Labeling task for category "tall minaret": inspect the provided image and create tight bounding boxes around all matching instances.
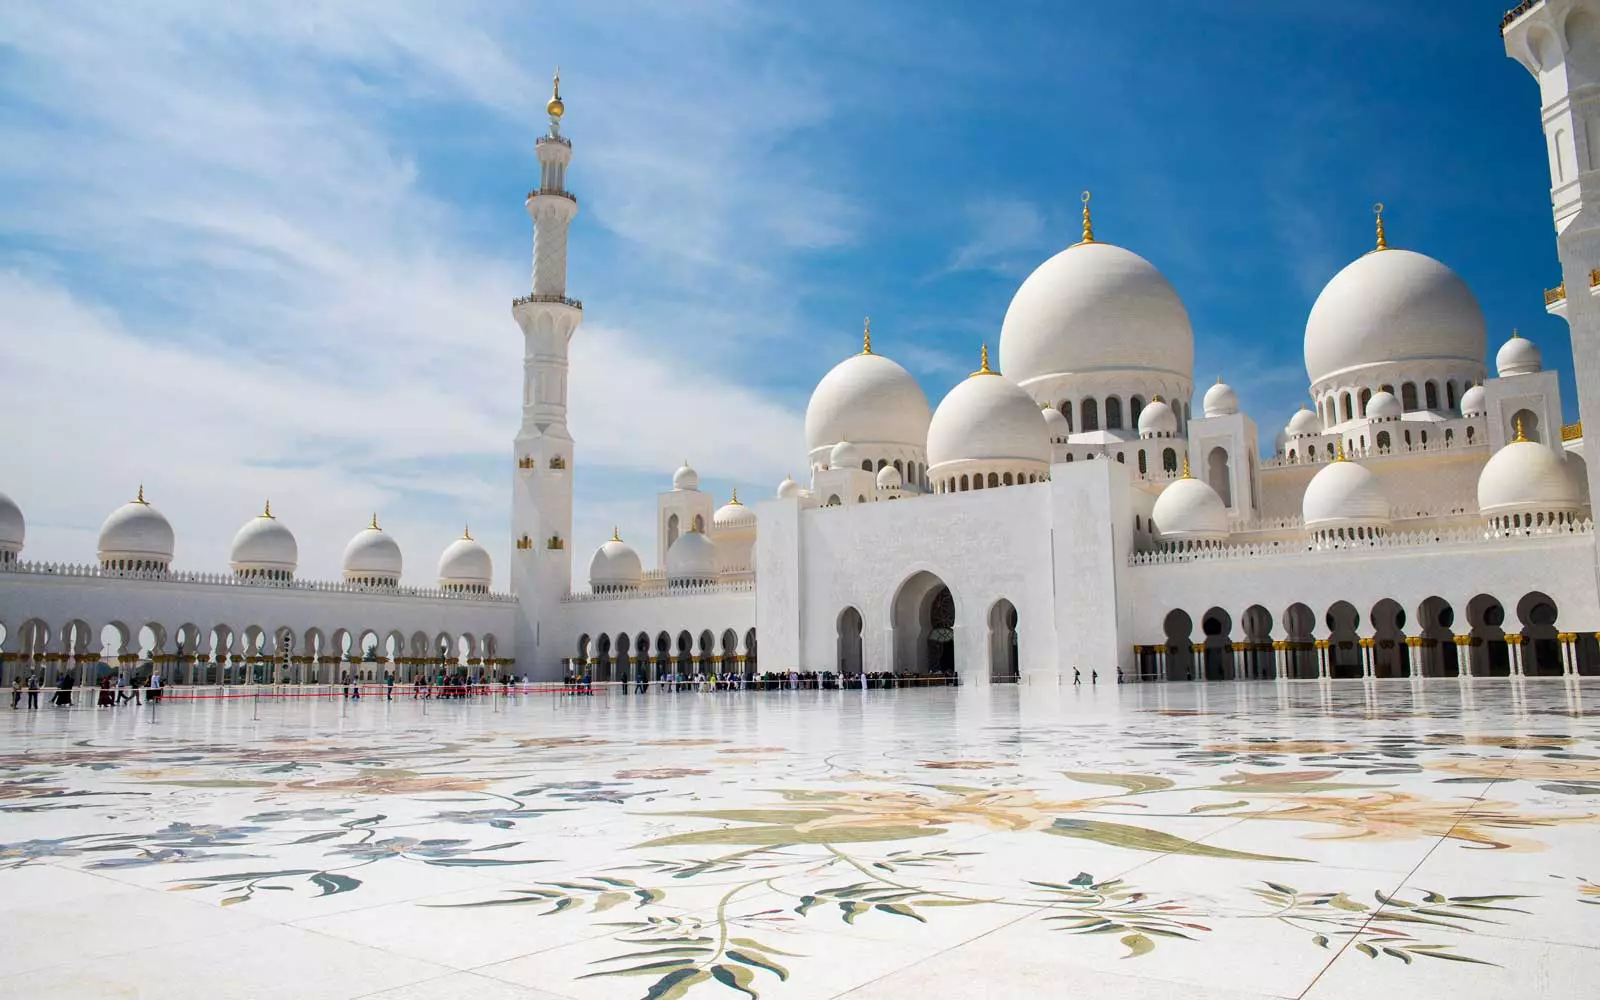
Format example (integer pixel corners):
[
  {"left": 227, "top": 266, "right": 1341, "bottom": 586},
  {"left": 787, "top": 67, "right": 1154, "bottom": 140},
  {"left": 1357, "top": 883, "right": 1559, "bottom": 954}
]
[
  {"left": 510, "top": 69, "right": 581, "bottom": 678},
  {"left": 1504, "top": 4, "right": 1600, "bottom": 533}
]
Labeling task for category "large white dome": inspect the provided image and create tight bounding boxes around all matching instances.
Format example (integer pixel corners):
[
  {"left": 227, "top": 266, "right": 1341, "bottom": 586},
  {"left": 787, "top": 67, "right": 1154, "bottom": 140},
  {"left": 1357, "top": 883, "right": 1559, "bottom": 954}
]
[
  {"left": 98, "top": 488, "right": 175, "bottom": 567},
  {"left": 665, "top": 527, "right": 719, "bottom": 584},
  {"left": 437, "top": 530, "right": 492, "bottom": 590},
  {"left": 0, "top": 491, "right": 23, "bottom": 555},
  {"left": 1478, "top": 439, "right": 1578, "bottom": 519},
  {"left": 1302, "top": 459, "right": 1390, "bottom": 531},
  {"left": 1151, "top": 475, "right": 1230, "bottom": 544},
  {"left": 927, "top": 353, "right": 1052, "bottom": 468},
  {"left": 713, "top": 492, "right": 755, "bottom": 529},
  {"left": 998, "top": 241, "right": 1194, "bottom": 387},
  {"left": 1286, "top": 407, "right": 1322, "bottom": 437},
  {"left": 589, "top": 532, "right": 643, "bottom": 590},
  {"left": 1304, "top": 248, "right": 1486, "bottom": 386},
  {"left": 229, "top": 503, "right": 298, "bottom": 576},
  {"left": 1203, "top": 380, "right": 1238, "bottom": 417},
  {"left": 672, "top": 461, "right": 699, "bottom": 492},
  {"left": 805, "top": 349, "right": 931, "bottom": 455},
  {"left": 776, "top": 474, "right": 802, "bottom": 500},
  {"left": 343, "top": 517, "right": 402, "bottom": 582}
]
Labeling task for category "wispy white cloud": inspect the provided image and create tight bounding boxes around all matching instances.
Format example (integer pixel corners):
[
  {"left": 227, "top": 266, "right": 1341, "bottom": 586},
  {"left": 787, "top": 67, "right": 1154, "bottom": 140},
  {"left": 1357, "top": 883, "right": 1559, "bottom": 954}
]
[{"left": 940, "top": 196, "right": 1050, "bottom": 277}]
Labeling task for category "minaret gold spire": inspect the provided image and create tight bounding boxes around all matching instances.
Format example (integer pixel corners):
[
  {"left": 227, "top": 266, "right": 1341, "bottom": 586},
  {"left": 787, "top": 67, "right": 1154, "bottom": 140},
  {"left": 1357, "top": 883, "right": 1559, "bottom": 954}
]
[
  {"left": 463, "top": 524, "right": 472, "bottom": 540},
  {"left": 1513, "top": 416, "right": 1527, "bottom": 442},
  {"left": 611, "top": 525, "right": 621, "bottom": 542},
  {"left": 547, "top": 67, "right": 564, "bottom": 121},
  {"left": 1335, "top": 438, "right": 1348, "bottom": 461},
  {"left": 1077, "top": 190, "right": 1095, "bottom": 245},
  {"left": 263, "top": 499, "right": 273, "bottom": 518},
  {"left": 730, "top": 488, "right": 741, "bottom": 504},
  {"left": 135, "top": 484, "right": 147, "bottom": 505},
  {"left": 370, "top": 512, "right": 380, "bottom": 530},
  {"left": 971, "top": 342, "right": 997, "bottom": 376},
  {"left": 862, "top": 316, "right": 872, "bottom": 355},
  {"left": 1180, "top": 452, "right": 1191, "bottom": 478},
  {"left": 1373, "top": 202, "right": 1388, "bottom": 252}
]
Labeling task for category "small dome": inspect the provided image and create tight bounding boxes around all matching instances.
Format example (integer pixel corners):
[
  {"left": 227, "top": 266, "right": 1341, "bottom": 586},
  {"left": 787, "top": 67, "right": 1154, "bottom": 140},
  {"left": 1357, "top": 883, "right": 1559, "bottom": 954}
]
[
  {"left": 1203, "top": 380, "right": 1238, "bottom": 417},
  {"left": 927, "top": 350, "right": 1052, "bottom": 469},
  {"left": 776, "top": 475, "right": 802, "bottom": 500},
  {"left": 0, "top": 491, "right": 24, "bottom": 554},
  {"left": 665, "top": 526, "right": 719, "bottom": 584},
  {"left": 589, "top": 531, "right": 644, "bottom": 590},
  {"left": 438, "top": 529, "right": 492, "bottom": 589},
  {"left": 342, "top": 516, "right": 403, "bottom": 582},
  {"left": 713, "top": 491, "right": 755, "bottom": 528},
  {"left": 830, "top": 440, "right": 863, "bottom": 471},
  {"left": 1041, "top": 404, "right": 1070, "bottom": 440},
  {"left": 1304, "top": 247, "right": 1486, "bottom": 386},
  {"left": 1478, "top": 436, "right": 1578, "bottom": 519},
  {"left": 999, "top": 240, "right": 1195, "bottom": 387},
  {"left": 98, "top": 487, "right": 175, "bottom": 567},
  {"left": 1151, "top": 474, "right": 1230, "bottom": 544},
  {"left": 1495, "top": 331, "right": 1542, "bottom": 377},
  {"left": 1286, "top": 407, "right": 1323, "bottom": 437},
  {"left": 1459, "top": 383, "right": 1488, "bottom": 416},
  {"left": 1302, "top": 459, "right": 1390, "bottom": 531},
  {"left": 876, "top": 464, "right": 903, "bottom": 489},
  {"left": 229, "top": 502, "right": 297, "bottom": 576},
  {"left": 1364, "top": 390, "right": 1402, "bottom": 421},
  {"left": 672, "top": 461, "right": 699, "bottom": 492},
  {"left": 1138, "top": 397, "right": 1178, "bottom": 437},
  {"left": 805, "top": 345, "right": 931, "bottom": 456}
]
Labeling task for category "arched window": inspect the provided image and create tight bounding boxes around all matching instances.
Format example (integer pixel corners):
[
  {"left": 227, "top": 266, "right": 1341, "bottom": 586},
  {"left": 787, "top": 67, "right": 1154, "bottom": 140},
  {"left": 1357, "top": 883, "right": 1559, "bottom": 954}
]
[
  {"left": 666, "top": 513, "right": 680, "bottom": 550},
  {"left": 1446, "top": 381, "right": 1458, "bottom": 411},
  {"left": 1130, "top": 396, "right": 1145, "bottom": 426},
  {"left": 1358, "top": 388, "right": 1372, "bottom": 417},
  {"left": 974, "top": 476, "right": 984, "bottom": 490},
  {"left": 1064, "top": 454, "right": 1074, "bottom": 462},
  {"left": 894, "top": 459, "right": 904, "bottom": 477},
  {"left": 1341, "top": 394, "right": 1354, "bottom": 422},
  {"left": 1105, "top": 396, "right": 1123, "bottom": 430},
  {"left": 960, "top": 475, "right": 969, "bottom": 491},
  {"left": 1116, "top": 452, "right": 1125, "bottom": 463},
  {"left": 1082, "top": 398, "right": 1100, "bottom": 431},
  {"left": 1138, "top": 450, "right": 1148, "bottom": 474},
  {"left": 1404, "top": 430, "right": 1412, "bottom": 448},
  {"left": 1377, "top": 430, "right": 1391, "bottom": 451},
  {"left": 1425, "top": 382, "right": 1439, "bottom": 410},
  {"left": 987, "top": 472, "right": 999, "bottom": 488},
  {"left": 1003, "top": 472, "right": 1014, "bottom": 485},
  {"left": 861, "top": 460, "right": 872, "bottom": 472},
  {"left": 1162, "top": 448, "right": 1177, "bottom": 473},
  {"left": 1401, "top": 383, "right": 1418, "bottom": 410},
  {"left": 1060, "top": 401, "right": 1072, "bottom": 432},
  {"left": 1467, "top": 425, "right": 1476, "bottom": 443}
]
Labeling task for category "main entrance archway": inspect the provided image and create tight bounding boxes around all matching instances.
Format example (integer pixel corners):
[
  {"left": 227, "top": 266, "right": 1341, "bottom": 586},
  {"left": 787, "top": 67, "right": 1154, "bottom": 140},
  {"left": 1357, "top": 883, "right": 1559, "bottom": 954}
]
[
  {"left": 988, "top": 599, "right": 1018, "bottom": 683},
  {"left": 837, "top": 607, "right": 864, "bottom": 677},
  {"left": 891, "top": 571, "right": 955, "bottom": 675}
]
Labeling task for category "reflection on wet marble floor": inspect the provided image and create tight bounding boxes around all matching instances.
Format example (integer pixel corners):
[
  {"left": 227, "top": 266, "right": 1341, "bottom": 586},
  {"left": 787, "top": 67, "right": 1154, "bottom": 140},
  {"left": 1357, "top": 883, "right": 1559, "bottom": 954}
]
[{"left": 1, "top": 680, "right": 1597, "bottom": 999}]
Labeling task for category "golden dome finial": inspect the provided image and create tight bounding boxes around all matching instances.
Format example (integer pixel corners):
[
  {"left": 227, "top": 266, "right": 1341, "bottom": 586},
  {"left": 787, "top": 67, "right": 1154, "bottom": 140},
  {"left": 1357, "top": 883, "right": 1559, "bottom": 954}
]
[
  {"left": 730, "top": 488, "right": 741, "bottom": 505},
  {"left": 1078, "top": 190, "right": 1095, "bottom": 245},
  {"left": 263, "top": 499, "right": 273, "bottom": 519},
  {"left": 370, "top": 512, "right": 380, "bottom": 531},
  {"left": 1513, "top": 416, "right": 1528, "bottom": 442},
  {"left": 1180, "top": 452, "right": 1191, "bottom": 478},
  {"left": 1335, "top": 438, "right": 1348, "bottom": 461},
  {"left": 611, "top": 525, "right": 621, "bottom": 542},
  {"left": 971, "top": 342, "right": 997, "bottom": 376},
  {"left": 135, "top": 483, "right": 147, "bottom": 505},
  {"left": 1512, "top": 327, "right": 1520, "bottom": 339},
  {"left": 861, "top": 316, "right": 872, "bottom": 355},
  {"left": 1373, "top": 202, "right": 1388, "bottom": 252},
  {"left": 546, "top": 67, "right": 564, "bottom": 121},
  {"left": 463, "top": 524, "right": 473, "bottom": 540}
]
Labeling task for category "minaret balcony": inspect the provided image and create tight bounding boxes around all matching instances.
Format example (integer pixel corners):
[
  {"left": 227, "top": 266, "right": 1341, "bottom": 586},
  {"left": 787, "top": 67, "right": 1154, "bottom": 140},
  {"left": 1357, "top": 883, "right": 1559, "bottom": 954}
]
[
  {"left": 513, "top": 292, "right": 583, "bottom": 310},
  {"left": 526, "top": 187, "right": 578, "bottom": 206},
  {"left": 536, "top": 134, "right": 572, "bottom": 149}
]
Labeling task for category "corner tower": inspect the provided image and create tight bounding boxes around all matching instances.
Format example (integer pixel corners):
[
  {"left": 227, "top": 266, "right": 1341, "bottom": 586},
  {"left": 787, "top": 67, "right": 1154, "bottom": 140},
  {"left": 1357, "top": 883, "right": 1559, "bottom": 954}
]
[{"left": 510, "top": 70, "right": 581, "bottom": 677}]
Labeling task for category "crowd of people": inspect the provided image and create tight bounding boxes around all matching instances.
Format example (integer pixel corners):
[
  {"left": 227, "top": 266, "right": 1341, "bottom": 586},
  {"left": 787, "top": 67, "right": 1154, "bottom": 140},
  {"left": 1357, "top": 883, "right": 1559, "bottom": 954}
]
[
  {"left": 8, "top": 669, "right": 164, "bottom": 709},
  {"left": 556, "top": 670, "right": 961, "bottom": 693}
]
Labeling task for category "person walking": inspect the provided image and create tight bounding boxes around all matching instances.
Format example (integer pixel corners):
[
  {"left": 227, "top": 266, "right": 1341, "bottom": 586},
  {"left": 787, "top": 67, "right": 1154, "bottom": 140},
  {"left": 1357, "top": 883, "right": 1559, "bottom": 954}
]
[
  {"left": 26, "top": 672, "right": 39, "bottom": 710},
  {"left": 148, "top": 669, "right": 162, "bottom": 703},
  {"left": 52, "top": 672, "right": 72, "bottom": 707},
  {"left": 1072, "top": 667, "right": 1081, "bottom": 686},
  {"left": 1091, "top": 670, "right": 1098, "bottom": 685},
  {"left": 116, "top": 672, "right": 133, "bottom": 705},
  {"left": 385, "top": 671, "right": 394, "bottom": 701},
  {"left": 10, "top": 675, "right": 20, "bottom": 709}
]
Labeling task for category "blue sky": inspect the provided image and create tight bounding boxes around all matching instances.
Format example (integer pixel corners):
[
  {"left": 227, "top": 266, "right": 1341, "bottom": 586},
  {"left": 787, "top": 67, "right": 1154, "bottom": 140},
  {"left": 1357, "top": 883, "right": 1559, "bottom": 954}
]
[{"left": 0, "top": 0, "right": 1568, "bottom": 587}]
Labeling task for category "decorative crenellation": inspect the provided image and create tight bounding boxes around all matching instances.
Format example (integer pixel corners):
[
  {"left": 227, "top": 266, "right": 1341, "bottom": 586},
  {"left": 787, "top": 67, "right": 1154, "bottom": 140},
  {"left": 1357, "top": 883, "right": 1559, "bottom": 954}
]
[
  {"left": 516, "top": 534, "right": 534, "bottom": 550},
  {"left": 561, "top": 578, "right": 755, "bottom": 603},
  {"left": 1546, "top": 281, "right": 1567, "bottom": 305},
  {"left": 549, "top": 456, "right": 567, "bottom": 470},
  {"left": 546, "top": 534, "right": 565, "bottom": 550},
  {"left": 526, "top": 188, "right": 578, "bottom": 205},
  {"left": 1563, "top": 421, "right": 1584, "bottom": 441},
  {"left": 0, "top": 559, "right": 516, "bottom": 602},
  {"left": 1128, "top": 518, "right": 1594, "bottom": 566},
  {"left": 512, "top": 292, "right": 583, "bottom": 310}
]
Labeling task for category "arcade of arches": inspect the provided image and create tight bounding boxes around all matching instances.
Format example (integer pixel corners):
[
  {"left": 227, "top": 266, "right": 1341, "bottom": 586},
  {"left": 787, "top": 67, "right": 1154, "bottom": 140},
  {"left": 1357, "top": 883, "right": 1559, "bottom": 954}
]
[
  {"left": 1140, "top": 592, "right": 1600, "bottom": 681},
  {"left": 570, "top": 627, "right": 757, "bottom": 682},
  {"left": 0, "top": 620, "right": 506, "bottom": 686}
]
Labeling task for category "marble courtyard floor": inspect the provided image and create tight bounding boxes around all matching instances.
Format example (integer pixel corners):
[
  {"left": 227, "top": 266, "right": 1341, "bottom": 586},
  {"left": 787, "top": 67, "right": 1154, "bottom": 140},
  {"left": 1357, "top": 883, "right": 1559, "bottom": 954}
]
[{"left": 1, "top": 681, "right": 1597, "bottom": 999}]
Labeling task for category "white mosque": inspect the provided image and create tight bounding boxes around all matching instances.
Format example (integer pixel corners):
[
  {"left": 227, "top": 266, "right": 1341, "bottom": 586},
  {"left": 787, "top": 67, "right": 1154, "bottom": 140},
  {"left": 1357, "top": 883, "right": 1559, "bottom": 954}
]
[{"left": 5, "top": 3, "right": 1600, "bottom": 687}]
